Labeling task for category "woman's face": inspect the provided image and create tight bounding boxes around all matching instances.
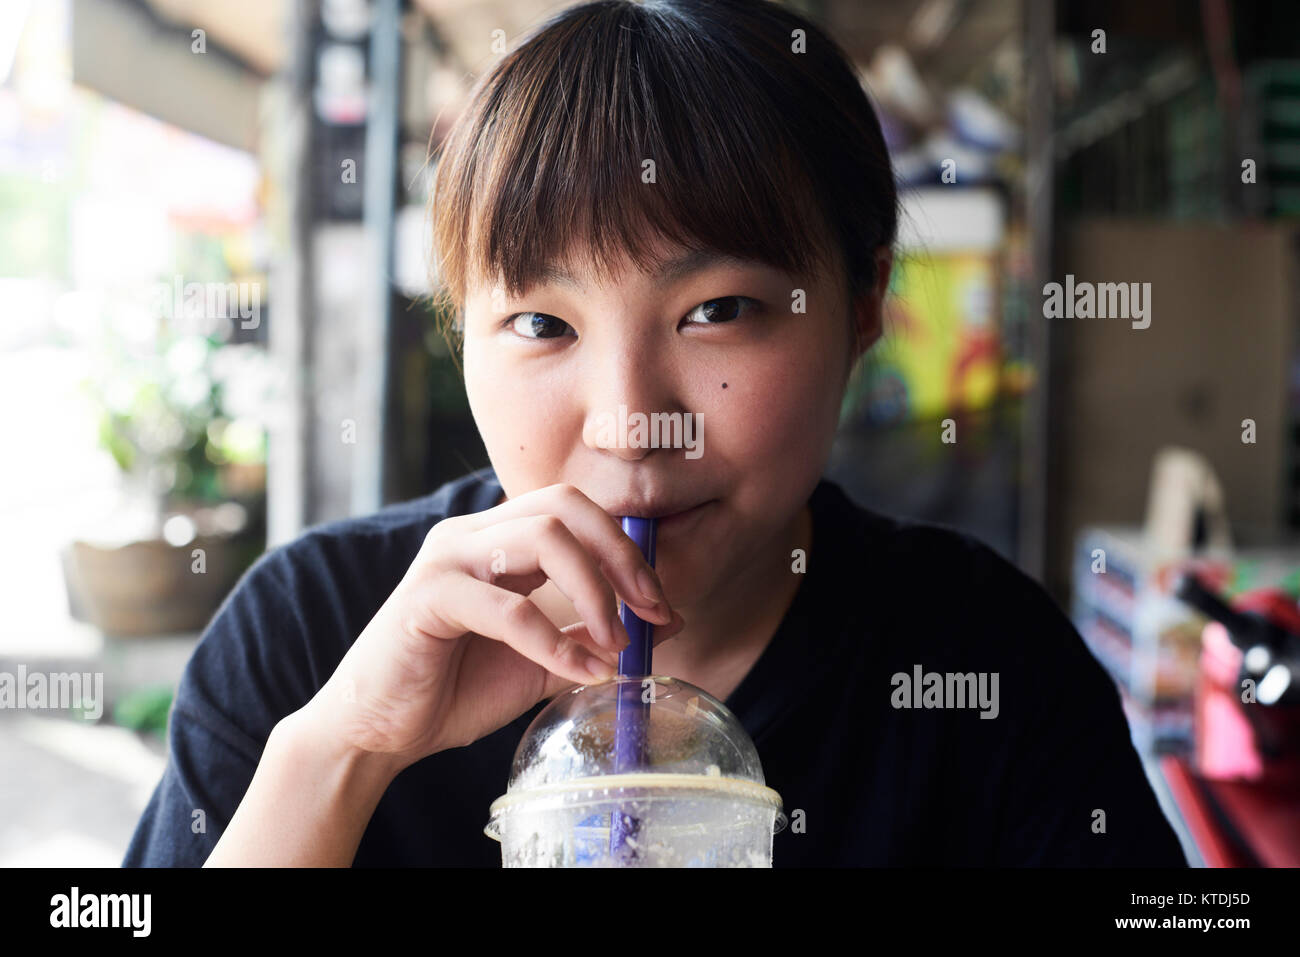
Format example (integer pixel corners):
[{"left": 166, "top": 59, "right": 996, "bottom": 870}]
[{"left": 460, "top": 235, "right": 877, "bottom": 607}]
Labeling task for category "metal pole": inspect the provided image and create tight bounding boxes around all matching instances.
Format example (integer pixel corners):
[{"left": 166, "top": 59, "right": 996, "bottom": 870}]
[
  {"left": 267, "top": 0, "right": 317, "bottom": 546},
  {"left": 353, "top": 0, "right": 402, "bottom": 514},
  {"left": 1020, "top": 0, "right": 1055, "bottom": 590}
]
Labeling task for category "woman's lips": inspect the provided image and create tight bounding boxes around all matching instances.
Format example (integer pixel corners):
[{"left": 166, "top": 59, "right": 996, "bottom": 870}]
[{"left": 656, "top": 499, "right": 715, "bottom": 533}]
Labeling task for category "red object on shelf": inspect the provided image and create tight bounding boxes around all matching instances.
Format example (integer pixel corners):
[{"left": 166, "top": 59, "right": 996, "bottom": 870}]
[
  {"left": 1159, "top": 755, "right": 1300, "bottom": 867},
  {"left": 1234, "top": 587, "right": 1300, "bottom": 637},
  {"left": 1192, "top": 585, "right": 1300, "bottom": 786}
]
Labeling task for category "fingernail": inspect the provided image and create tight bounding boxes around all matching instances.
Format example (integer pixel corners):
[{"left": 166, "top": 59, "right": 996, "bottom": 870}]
[
  {"left": 608, "top": 612, "right": 629, "bottom": 649},
  {"left": 586, "top": 656, "right": 615, "bottom": 679},
  {"left": 636, "top": 567, "right": 665, "bottom": 605}
]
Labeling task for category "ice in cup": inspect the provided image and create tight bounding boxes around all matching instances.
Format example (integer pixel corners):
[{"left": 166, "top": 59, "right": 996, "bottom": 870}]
[{"left": 485, "top": 675, "right": 786, "bottom": 867}]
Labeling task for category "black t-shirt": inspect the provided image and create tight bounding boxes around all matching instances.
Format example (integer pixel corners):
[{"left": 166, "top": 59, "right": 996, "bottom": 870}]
[{"left": 123, "top": 467, "right": 1187, "bottom": 866}]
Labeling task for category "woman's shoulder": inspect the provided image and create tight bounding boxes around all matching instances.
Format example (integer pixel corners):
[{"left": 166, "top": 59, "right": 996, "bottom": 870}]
[
  {"left": 811, "top": 477, "right": 1017, "bottom": 589},
  {"left": 294, "top": 465, "right": 502, "bottom": 543},
  {"left": 809, "top": 478, "right": 1079, "bottom": 657},
  {"left": 192, "top": 467, "right": 503, "bottom": 677},
  {"left": 253, "top": 466, "right": 503, "bottom": 581}
]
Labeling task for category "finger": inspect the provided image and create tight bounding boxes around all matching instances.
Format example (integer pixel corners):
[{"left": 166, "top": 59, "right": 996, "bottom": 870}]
[
  {"left": 427, "top": 574, "right": 615, "bottom": 686},
  {"left": 457, "top": 483, "right": 674, "bottom": 624},
  {"left": 563, "top": 621, "right": 622, "bottom": 666},
  {"left": 451, "top": 514, "right": 627, "bottom": 653},
  {"left": 538, "top": 621, "right": 624, "bottom": 699},
  {"left": 539, "top": 613, "right": 686, "bottom": 700},
  {"left": 614, "top": 606, "right": 684, "bottom": 649},
  {"left": 652, "top": 609, "right": 686, "bottom": 648}
]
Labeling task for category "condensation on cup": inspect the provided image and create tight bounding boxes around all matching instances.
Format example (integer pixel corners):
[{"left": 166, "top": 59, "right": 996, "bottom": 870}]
[{"left": 485, "top": 676, "right": 786, "bottom": 867}]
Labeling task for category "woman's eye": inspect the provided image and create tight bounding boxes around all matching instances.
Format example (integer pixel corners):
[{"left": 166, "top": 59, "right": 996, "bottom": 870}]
[
  {"left": 507, "top": 312, "right": 574, "bottom": 340},
  {"left": 505, "top": 297, "right": 757, "bottom": 339},
  {"left": 683, "top": 296, "right": 757, "bottom": 326}
]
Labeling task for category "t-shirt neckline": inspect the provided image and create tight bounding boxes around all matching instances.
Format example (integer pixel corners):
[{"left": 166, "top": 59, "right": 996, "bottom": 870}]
[{"left": 721, "top": 479, "right": 834, "bottom": 743}]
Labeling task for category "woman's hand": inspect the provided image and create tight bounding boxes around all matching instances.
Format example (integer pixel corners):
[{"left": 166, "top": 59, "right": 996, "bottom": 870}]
[{"left": 301, "top": 483, "right": 683, "bottom": 772}]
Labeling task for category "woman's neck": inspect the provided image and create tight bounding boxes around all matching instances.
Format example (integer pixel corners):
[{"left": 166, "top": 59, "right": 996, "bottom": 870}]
[{"left": 650, "top": 502, "right": 812, "bottom": 699}]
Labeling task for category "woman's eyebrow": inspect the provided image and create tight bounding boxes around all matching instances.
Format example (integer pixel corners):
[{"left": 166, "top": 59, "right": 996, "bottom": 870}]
[{"left": 535, "top": 250, "right": 756, "bottom": 292}]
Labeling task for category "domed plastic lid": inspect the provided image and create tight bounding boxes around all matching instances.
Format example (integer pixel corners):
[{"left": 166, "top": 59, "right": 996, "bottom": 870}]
[{"left": 496, "top": 675, "right": 781, "bottom": 804}]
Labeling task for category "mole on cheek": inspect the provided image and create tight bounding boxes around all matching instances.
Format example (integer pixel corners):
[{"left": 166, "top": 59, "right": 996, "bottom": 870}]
[{"left": 722, "top": 382, "right": 728, "bottom": 389}]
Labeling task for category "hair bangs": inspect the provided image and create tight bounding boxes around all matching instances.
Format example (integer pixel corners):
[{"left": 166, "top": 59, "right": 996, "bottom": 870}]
[{"left": 430, "top": 1, "right": 847, "bottom": 327}]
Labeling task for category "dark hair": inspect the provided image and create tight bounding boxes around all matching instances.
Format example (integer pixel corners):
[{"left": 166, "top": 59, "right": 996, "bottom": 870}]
[{"left": 428, "top": 0, "right": 897, "bottom": 359}]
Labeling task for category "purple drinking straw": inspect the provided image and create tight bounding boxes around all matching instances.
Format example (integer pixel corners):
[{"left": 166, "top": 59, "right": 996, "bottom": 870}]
[{"left": 609, "top": 515, "right": 656, "bottom": 861}]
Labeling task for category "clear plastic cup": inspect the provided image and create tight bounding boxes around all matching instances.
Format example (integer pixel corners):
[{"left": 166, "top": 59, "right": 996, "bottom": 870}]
[{"left": 485, "top": 675, "right": 786, "bottom": 867}]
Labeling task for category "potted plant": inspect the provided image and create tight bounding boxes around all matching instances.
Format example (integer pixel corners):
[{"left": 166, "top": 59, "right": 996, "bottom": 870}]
[{"left": 62, "top": 305, "right": 275, "bottom": 637}]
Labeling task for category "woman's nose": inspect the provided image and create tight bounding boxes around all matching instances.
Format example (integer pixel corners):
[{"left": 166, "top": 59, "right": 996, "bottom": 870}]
[{"left": 581, "top": 347, "right": 682, "bottom": 460}]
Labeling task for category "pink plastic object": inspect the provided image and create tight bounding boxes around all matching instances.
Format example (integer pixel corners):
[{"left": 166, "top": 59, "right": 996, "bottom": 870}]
[{"left": 1195, "top": 622, "right": 1264, "bottom": 780}]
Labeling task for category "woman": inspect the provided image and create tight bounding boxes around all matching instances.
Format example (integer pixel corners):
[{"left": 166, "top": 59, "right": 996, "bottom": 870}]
[{"left": 125, "top": 0, "right": 1185, "bottom": 867}]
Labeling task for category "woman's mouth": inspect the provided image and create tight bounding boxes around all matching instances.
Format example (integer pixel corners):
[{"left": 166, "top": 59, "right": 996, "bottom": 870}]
[{"left": 655, "top": 499, "right": 716, "bottom": 533}]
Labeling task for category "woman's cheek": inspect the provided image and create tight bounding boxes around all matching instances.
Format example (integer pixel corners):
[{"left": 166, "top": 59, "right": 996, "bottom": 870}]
[
  {"left": 712, "top": 346, "right": 837, "bottom": 466},
  {"left": 465, "top": 355, "right": 527, "bottom": 458},
  {"left": 468, "top": 355, "right": 580, "bottom": 490}
]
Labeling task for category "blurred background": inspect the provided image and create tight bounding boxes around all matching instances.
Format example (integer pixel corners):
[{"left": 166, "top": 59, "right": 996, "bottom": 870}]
[{"left": 3, "top": 0, "right": 1300, "bottom": 867}]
